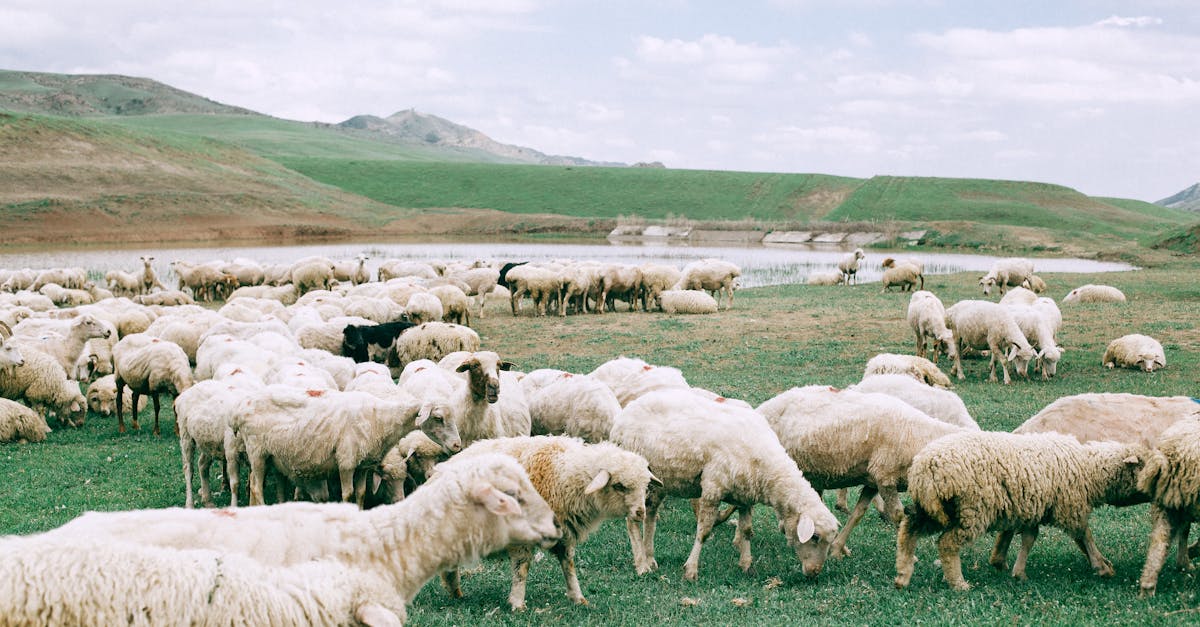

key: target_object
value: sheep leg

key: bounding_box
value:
[440,569,464,598]
[181,435,196,509]
[683,497,719,581]
[1071,527,1114,577]
[223,433,241,508]
[1011,528,1039,580]
[151,392,161,436]
[833,488,851,513]
[354,603,403,627]
[353,469,368,508]
[830,485,877,559]
[894,515,919,589]
[989,530,1014,571]
[1175,517,1193,571]
[246,449,267,506]
[937,528,974,591]
[951,344,966,381]
[551,541,588,606]
[116,377,127,433]
[732,505,755,573]
[1139,506,1175,597]
[197,451,215,508]
[507,544,534,611]
[633,489,665,574]
[914,330,927,359]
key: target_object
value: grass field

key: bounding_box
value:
[3,257,1199,624]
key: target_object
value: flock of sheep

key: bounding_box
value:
[0,248,1194,624]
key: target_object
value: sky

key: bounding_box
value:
[2,1,1198,202]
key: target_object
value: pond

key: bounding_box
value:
[0,239,1136,290]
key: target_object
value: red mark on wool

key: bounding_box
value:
[211,510,236,518]
[715,397,726,403]
[563,373,573,378]
[230,368,243,375]
[642,365,653,371]
[306,389,325,397]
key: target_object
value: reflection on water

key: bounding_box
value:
[0,239,1136,290]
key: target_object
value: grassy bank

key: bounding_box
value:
[2,262,1199,624]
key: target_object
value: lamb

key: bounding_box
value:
[589,356,691,407]
[393,321,481,369]
[1014,393,1200,448]
[659,289,719,314]
[1136,417,1200,596]
[674,258,740,309]
[441,436,657,611]
[527,373,623,442]
[405,291,444,325]
[894,431,1145,590]
[428,284,471,325]
[113,333,195,435]
[851,374,978,429]
[1005,304,1063,379]
[1063,284,1126,304]
[978,258,1034,296]
[0,452,560,627]
[880,261,924,293]
[86,374,146,416]
[0,341,86,428]
[806,270,845,286]
[140,255,166,293]
[837,248,865,285]
[1021,274,1048,293]
[1103,333,1165,372]
[757,385,965,558]
[906,290,957,364]
[0,397,51,443]
[945,300,1037,384]
[611,389,840,580]
[862,353,952,389]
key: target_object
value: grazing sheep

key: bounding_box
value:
[1136,417,1200,596]
[589,356,691,407]
[449,266,500,318]
[998,286,1038,306]
[979,258,1034,296]
[175,373,264,508]
[806,270,845,286]
[1,452,560,627]
[1103,333,1166,372]
[674,259,740,309]
[598,264,643,313]
[393,322,481,369]
[290,258,337,296]
[378,259,439,281]
[528,374,623,442]
[1063,284,1126,304]
[880,261,924,293]
[638,263,681,311]
[611,389,840,580]
[851,374,978,429]
[757,385,965,558]
[405,291,445,325]
[0,397,51,443]
[659,289,719,314]
[85,374,146,417]
[862,353,953,389]
[113,333,194,435]
[1015,393,1200,448]
[506,264,562,316]
[1005,304,1063,379]
[906,291,957,364]
[0,341,86,428]
[946,300,1036,384]
[894,431,1145,590]
[227,283,299,305]
[105,269,142,297]
[837,248,865,285]
[1021,274,1048,293]
[443,436,657,611]
[429,284,472,325]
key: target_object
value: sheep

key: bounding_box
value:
[429,284,471,325]
[449,266,500,318]
[611,389,840,580]
[171,261,238,302]
[506,264,562,316]
[227,283,299,305]
[906,291,957,364]
[0,341,86,428]
[659,289,719,314]
[140,255,166,293]
[38,282,95,307]
[1006,303,1063,379]
[85,374,146,417]
[289,257,338,295]
[1063,284,1126,304]
[674,258,740,309]
[113,333,194,435]
[133,289,195,306]
[946,300,1037,384]
[442,436,657,611]
[220,258,265,288]
[979,258,1034,296]
[589,356,691,407]
[880,261,924,293]
[598,264,643,313]
[998,285,1038,306]
[527,373,623,442]
[374,430,449,503]
[379,259,439,281]
[806,270,845,286]
[405,291,444,325]
[1103,333,1165,372]
[837,248,865,285]
[175,373,264,508]
[342,321,416,364]
[862,353,952,389]
[10,313,112,374]
[440,350,529,443]
[1014,393,1200,448]
[638,263,681,311]
[894,431,1145,590]
[851,374,978,429]
[333,253,371,285]
[105,268,142,296]
[1136,417,1200,596]
[1021,274,1048,293]
[393,321,481,369]
[32,266,86,290]
[0,397,51,443]
[1,452,560,627]
[757,385,965,558]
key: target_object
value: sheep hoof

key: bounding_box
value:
[510,602,527,612]
[573,596,589,606]
[1096,563,1115,578]
[1139,586,1156,599]
[950,581,972,591]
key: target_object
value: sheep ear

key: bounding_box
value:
[471,484,521,517]
[415,404,432,426]
[455,360,475,373]
[499,361,518,371]
[796,515,816,543]
[1123,455,1141,465]
[648,472,664,487]
[584,470,611,495]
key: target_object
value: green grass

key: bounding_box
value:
[4,260,1199,623]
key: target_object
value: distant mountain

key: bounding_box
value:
[0,69,255,116]
[339,109,625,167]
[1156,182,1200,212]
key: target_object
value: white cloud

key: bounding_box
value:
[576,101,624,123]
[1094,15,1162,28]
[632,34,792,84]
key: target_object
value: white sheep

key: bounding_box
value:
[1063,284,1126,304]
[757,385,965,558]
[851,373,978,429]
[862,353,953,389]
[906,290,957,364]
[393,321,481,369]
[880,261,924,293]
[113,333,194,435]
[1021,274,1048,293]
[979,258,1034,296]
[442,436,657,611]
[998,285,1038,306]
[1,452,560,627]
[10,313,112,374]
[0,342,86,428]
[1014,393,1200,448]
[611,389,840,580]
[378,259,439,281]
[85,374,146,416]
[105,268,142,297]
[806,270,845,286]
[429,284,471,325]
[527,373,622,442]
[589,356,691,407]
[0,397,51,443]
[290,258,337,295]
[659,289,719,314]
[837,248,865,285]
[440,350,530,442]
[133,289,196,306]
[1136,417,1200,596]
[946,300,1037,384]
[405,291,445,325]
[227,283,299,305]
[507,264,563,316]
[598,264,643,313]
[1005,303,1063,379]
[448,266,500,318]
[638,263,681,311]
[1103,333,1165,372]
[894,431,1145,590]
[333,253,371,285]
[175,373,264,508]
[674,258,740,309]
